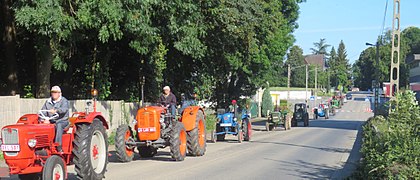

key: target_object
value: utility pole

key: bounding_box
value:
[287,64,291,101]
[315,66,318,106]
[389,0,401,98]
[305,64,308,103]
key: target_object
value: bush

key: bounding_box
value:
[261,89,273,117]
[205,114,217,132]
[358,91,420,179]
[108,130,116,145]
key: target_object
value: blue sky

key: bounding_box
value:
[293,0,420,64]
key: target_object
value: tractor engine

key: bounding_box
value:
[1,114,55,174]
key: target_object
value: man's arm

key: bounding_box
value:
[56,98,69,115]
[170,94,177,106]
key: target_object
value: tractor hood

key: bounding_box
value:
[217,113,235,124]
[1,124,55,173]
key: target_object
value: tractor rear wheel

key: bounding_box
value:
[138,146,157,158]
[170,122,187,161]
[243,118,251,141]
[216,124,225,141]
[73,119,108,180]
[304,115,309,127]
[187,110,206,156]
[42,155,65,180]
[115,124,135,162]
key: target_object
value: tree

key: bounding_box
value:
[310,38,331,55]
[261,89,273,117]
[286,45,306,87]
[0,0,18,95]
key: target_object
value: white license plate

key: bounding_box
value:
[220,123,232,127]
[138,127,156,133]
[1,145,20,152]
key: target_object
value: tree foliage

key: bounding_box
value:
[261,88,273,117]
[0,0,304,107]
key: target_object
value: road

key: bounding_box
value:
[3,93,372,180]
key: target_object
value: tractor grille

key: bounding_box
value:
[2,128,19,144]
[35,135,50,147]
[1,128,19,156]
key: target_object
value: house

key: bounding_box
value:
[406,54,420,101]
[304,54,326,69]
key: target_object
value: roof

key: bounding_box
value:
[304,54,325,68]
[406,54,420,64]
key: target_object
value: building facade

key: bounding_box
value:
[406,54,420,101]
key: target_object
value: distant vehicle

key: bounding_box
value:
[291,103,309,127]
[346,94,353,100]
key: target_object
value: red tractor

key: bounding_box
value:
[0,90,109,180]
[115,105,206,162]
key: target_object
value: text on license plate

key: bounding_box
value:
[1,145,20,152]
[138,127,156,132]
[220,123,232,127]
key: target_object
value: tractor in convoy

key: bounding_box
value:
[210,106,252,143]
[0,89,109,180]
[291,103,309,127]
[115,104,206,162]
[266,100,291,131]
[314,102,329,119]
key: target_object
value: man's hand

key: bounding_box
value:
[43,120,50,124]
[49,109,57,114]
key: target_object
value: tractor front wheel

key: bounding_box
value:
[115,124,135,162]
[243,118,251,141]
[42,155,65,180]
[170,122,187,161]
[138,146,157,158]
[187,110,206,156]
[73,119,108,180]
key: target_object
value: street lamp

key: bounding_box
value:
[366,41,380,116]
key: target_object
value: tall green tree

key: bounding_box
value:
[310,38,331,55]
[286,45,306,87]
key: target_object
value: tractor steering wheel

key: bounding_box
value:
[38,110,59,123]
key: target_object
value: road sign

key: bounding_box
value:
[310,96,315,101]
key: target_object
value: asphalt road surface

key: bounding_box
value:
[3,92,373,180]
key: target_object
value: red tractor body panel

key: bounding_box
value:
[180,106,205,131]
[135,106,164,141]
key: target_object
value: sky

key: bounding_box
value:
[293,0,420,64]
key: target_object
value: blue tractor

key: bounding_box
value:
[210,108,252,143]
[314,102,330,119]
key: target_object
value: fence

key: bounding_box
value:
[0,95,139,133]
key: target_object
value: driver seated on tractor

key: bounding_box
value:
[229,100,240,119]
[159,86,177,117]
[41,86,70,153]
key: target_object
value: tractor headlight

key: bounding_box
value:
[28,139,37,148]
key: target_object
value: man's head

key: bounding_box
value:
[163,86,171,95]
[231,99,237,105]
[51,86,62,101]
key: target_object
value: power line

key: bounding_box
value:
[379,0,389,40]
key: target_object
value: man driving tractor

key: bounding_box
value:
[40,86,70,152]
[159,86,177,116]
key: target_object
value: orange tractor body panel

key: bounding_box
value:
[180,106,204,131]
[135,106,164,141]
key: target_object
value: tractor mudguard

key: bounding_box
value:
[71,112,109,129]
[17,114,39,124]
[180,106,204,131]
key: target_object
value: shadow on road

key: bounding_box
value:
[252,141,351,154]
[309,119,364,131]
[108,150,175,163]
[265,159,340,179]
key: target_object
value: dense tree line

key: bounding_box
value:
[0,0,304,106]
[353,27,420,90]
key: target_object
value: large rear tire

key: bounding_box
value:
[304,114,309,127]
[216,124,225,141]
[243,118,251,141]
[187,110,206,156]
[42,155,65,180]
[138,146,157,158]
[170,122,187,161]
[73,119,108,180]
[115,124,135,162]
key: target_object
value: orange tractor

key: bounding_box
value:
[0,90,108,180]
[115,105,206,161]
